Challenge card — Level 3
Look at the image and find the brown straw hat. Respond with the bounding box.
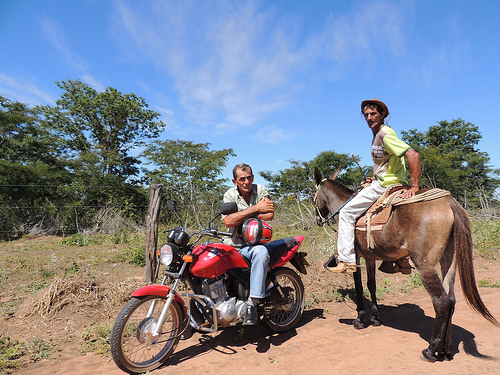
[361,99,389,119]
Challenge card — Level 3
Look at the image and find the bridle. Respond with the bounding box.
[314,178,355,227]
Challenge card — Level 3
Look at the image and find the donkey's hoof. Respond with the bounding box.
[435,352,453,361]
[370,318,381,326]
[353,319,364,329]
[420,349,437,363]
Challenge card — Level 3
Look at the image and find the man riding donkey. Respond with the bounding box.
[327,99,421,273]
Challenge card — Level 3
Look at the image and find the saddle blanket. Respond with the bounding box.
[355,186,451,232]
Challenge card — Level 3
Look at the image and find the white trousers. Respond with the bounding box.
[336,180,387,263]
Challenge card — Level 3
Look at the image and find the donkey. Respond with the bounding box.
[313,167,498,362]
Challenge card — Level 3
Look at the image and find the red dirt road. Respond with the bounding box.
[17,286,500,375]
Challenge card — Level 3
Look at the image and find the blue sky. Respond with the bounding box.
[1,0,499,185]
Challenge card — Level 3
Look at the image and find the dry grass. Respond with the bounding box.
[0,220,498,370]
[25,274,141,318]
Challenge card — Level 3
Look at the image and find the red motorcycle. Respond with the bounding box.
[110,200,309,374]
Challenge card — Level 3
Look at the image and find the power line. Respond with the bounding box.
[0,205,147,210]
[0,184,147,189]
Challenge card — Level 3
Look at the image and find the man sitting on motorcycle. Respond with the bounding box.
[222,163,275,325]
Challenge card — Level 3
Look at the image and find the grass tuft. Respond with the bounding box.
[81,323,112,356]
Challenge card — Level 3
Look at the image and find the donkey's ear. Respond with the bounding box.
[314,167,323,186]
[329,168,341,181]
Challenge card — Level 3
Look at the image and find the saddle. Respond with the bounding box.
[355,184,409,231]
[355,184,412,275]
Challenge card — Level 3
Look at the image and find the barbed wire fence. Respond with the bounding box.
[0,183,152,238]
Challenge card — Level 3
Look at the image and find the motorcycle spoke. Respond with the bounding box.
[123,301,176,363]
[263,268,304,332]
[111,296,183,373]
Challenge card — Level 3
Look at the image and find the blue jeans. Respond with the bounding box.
[239,244,270,299]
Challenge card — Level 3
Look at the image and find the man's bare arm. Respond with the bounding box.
[402,148,421,199]
[223,198,274,227]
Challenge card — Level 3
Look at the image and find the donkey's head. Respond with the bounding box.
[313,167,340,226]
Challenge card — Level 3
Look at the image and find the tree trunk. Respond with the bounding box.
[145,184,163,283]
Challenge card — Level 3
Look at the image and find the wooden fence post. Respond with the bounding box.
[145,184,163,283]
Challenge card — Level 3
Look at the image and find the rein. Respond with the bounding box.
[315,178,355,226]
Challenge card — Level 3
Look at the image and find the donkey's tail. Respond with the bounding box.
[451,198,499,326]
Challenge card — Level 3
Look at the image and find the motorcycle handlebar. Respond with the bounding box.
[191,228,232,242]
[203,228,232,237]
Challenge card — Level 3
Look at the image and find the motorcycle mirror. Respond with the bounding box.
[207,202,237,229]
[166,200,176,211]
[220,202,238,215]
[166,200,183,227]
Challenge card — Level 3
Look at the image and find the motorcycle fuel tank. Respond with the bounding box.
[190,243,249,278]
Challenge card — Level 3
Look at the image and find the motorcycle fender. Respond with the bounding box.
[272,236,305,268]
[131,285,186,311]
[290,251,309,275]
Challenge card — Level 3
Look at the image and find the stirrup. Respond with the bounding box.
[323,253,338,269]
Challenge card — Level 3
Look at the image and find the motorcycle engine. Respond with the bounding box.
[201,278,226,305]
[217,297,247,325]
[201,278,246,325]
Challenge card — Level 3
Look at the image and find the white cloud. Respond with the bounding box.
[81,74,106,93]
[317,1,407,68]
[38,15,88,72]
[112,0,307,130]
[255,125,296,145]
[0,74,56,106]
[153,104,184,134]
[38,15,106,92]
[110,0,470,138]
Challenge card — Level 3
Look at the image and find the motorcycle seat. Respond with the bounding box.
[266,237,296,266]
[239,237,296,268]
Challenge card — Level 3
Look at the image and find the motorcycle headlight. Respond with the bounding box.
[158,243,177,266]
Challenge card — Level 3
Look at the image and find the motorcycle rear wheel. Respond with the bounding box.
[110,295,184,374]
[262,267,305,332]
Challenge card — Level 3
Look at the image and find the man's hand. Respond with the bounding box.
[402,186,418,199]
[361,176,375,185]
[255,197,274,213]
[223,197,274,227]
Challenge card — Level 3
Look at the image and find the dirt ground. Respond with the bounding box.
[4,257,498,375]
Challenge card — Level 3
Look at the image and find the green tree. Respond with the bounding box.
[310,151,364,190]
[260,151,364,200]
[401,119,499,209]
[142,139,235,227]
[43,80,165,181]
[259,151,364,231]
[41,80,166,224]
[0,96,73,237]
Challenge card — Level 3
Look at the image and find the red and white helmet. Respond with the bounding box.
[240,218,273,246]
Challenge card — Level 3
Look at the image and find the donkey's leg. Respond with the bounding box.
[417,267,455,362]
[365,259,380,326]
[438,243,457,360]
[353,266,365,329]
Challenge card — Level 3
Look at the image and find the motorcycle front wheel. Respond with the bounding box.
[110,295,184,374]
[262,267,305,332]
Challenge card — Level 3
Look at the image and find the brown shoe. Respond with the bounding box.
[328,262,357,273]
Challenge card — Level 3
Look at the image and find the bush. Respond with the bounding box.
[471,218,500,259]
